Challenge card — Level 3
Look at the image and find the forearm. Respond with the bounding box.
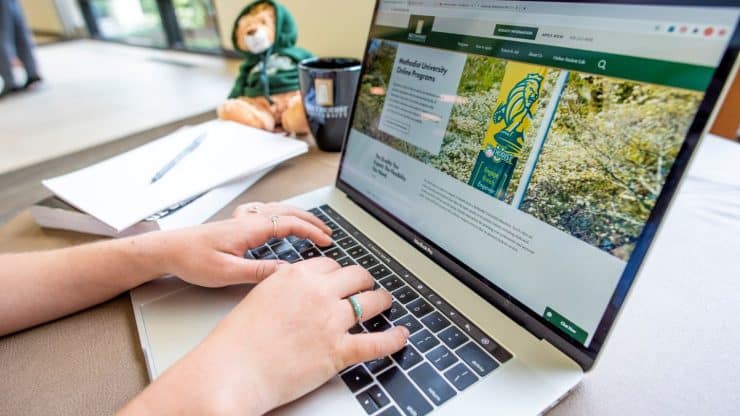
[118,330,266,416]
[0,234,164,335]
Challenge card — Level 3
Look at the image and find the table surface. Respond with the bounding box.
[0,134,738,416]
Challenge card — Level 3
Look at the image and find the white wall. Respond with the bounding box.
[214,0,376,58]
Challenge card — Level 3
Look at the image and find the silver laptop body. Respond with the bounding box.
[131,1,739,415]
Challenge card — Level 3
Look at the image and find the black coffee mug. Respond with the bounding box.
[298,57,361,152]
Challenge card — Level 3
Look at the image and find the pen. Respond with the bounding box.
[150,132,206,184]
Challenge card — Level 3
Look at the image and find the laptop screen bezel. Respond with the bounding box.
[334,0,739,371]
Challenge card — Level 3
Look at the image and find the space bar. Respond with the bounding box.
[377,366,433,416]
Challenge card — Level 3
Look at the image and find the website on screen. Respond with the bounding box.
[340,0,737,345]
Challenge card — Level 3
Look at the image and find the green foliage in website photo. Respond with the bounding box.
[353,40,556,184]
[519,74,703,260]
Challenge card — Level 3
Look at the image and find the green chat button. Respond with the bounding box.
[494,24,538,40]
[544,307,588,344]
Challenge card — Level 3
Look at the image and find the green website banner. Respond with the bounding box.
[370,25,714,91]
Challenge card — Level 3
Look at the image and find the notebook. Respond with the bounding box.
[42,120,308,231]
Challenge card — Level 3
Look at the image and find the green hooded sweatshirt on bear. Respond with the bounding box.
[227,0,313,99]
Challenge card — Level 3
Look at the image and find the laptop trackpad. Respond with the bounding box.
[140,284,252,377]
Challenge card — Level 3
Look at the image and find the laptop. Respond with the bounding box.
[131,1,739,414]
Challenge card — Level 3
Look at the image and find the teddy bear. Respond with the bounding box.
[218,0,312,134]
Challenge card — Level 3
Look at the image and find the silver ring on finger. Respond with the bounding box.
[270,215,279,239]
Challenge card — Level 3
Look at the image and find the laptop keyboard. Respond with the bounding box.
[245,205,513,415]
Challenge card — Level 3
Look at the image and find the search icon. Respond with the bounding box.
[597,59,607,70]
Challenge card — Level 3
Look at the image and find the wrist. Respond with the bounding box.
[126,336,270,416]
[118,232,171,284]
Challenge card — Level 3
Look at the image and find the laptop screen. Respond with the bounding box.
[338,0,738,355]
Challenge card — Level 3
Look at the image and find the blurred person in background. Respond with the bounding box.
[0,0,42,96]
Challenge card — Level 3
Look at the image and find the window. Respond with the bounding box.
[80,0,223,53]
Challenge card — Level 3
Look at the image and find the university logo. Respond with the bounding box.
[407,15,434,43]
[468,62,548,200]
[491,73,544,157]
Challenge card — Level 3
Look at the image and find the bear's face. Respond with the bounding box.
[236,3,276,54]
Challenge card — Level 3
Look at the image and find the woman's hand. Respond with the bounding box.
[140,210,332,287]
[233,201,331,233]
[121,258,409,415]
[0,206,331,336]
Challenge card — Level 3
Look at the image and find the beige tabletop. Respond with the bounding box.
[1,136,738,415]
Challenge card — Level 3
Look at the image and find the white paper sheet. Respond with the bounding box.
[43,120,308,231]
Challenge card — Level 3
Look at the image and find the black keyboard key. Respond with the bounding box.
[408,363,456,406]
[346,245,368,259]
[377,406,403,416]
[409,329,439,353]
[393,267,415,284]
[323,247,344,260]
[244,250,255,259]
[407,298,433,318]
[341,366,373,392]
[337,237,357,250]
[394,315,423,334]
[433,298,459,321]
[449,313,475,336]
[409,281,432,298]
[488,344,513,364]
[392,286,419,304]
[277,249,301,263]
[309,207,323,216]
[377,367,432,416]
[392,345,423,370]
[357,255,380,270]
[349,324,364,334]
[262,253,277,260]
[365,357,393,374]
[331,229,348,241]
[272,240,294,255]
[423,293,439,306]
[251,245,272,259]
[444,363,478,391]
[456,342,499,376]
[356,391,379,414]
[292,239,314,252]
[300,247,321,260]
[337,257,356,267]
[366,384,390,408]
[426,345,458,371]
[383,302,407,321]
[326,221,340,231]
[379,275,404,291]
[364,315,391,333]
[421,312,450,333]
[286,235,301,243]
[369,264,391,279]
[438,326,468,349]
[378,407,402,416]
[466,327,513,364]
[266,237,283,246]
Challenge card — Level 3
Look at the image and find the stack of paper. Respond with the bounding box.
[35,120,308,236]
